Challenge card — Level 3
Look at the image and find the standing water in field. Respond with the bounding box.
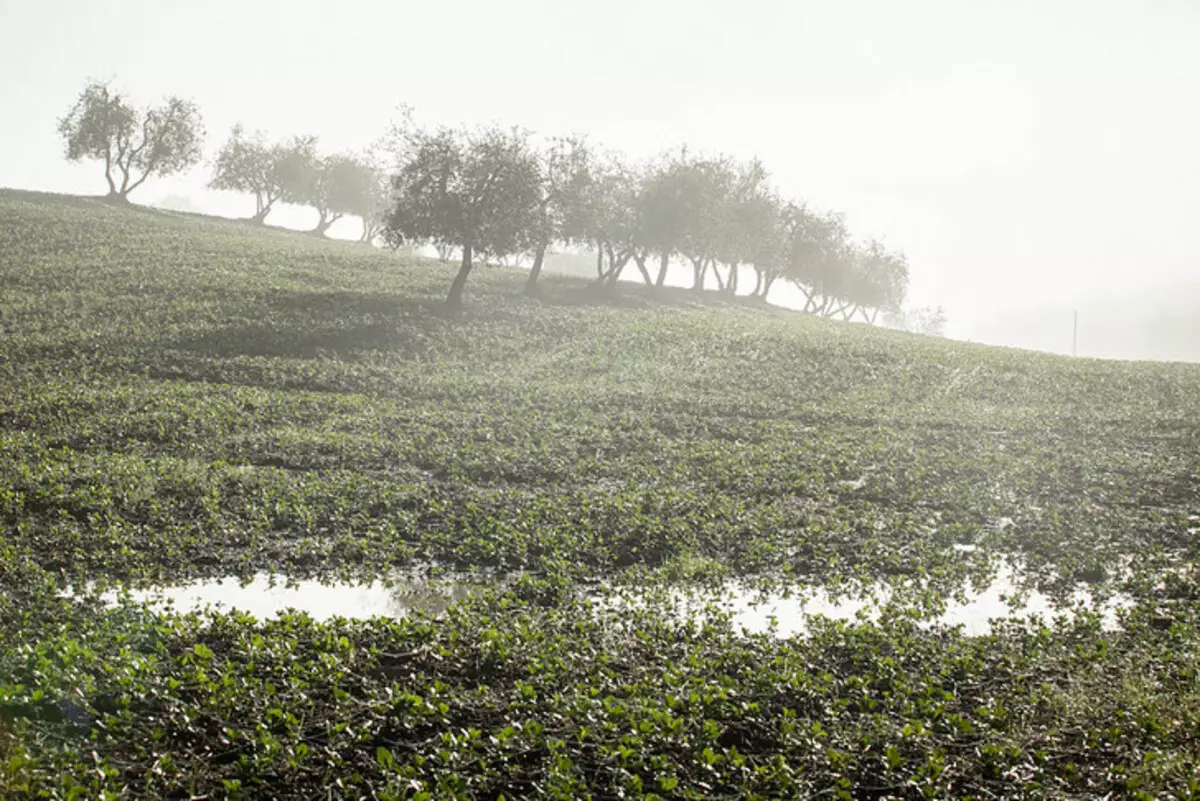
[80,563,1131,634]
[76,572,485,622]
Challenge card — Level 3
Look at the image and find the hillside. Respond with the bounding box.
[3,189,1200,799]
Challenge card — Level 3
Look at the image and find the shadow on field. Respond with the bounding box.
[530,279,791,316]
[171,290,449,359]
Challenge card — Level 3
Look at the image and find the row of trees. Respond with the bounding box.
[57,81,911,320]
[380,120,910,317]
[58,80,387,241]
[209,127,387,240]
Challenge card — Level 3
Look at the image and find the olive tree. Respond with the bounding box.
[58,80,204,202]
[524,135,596,296]
[584,154,645,288]
[846,240,909,323]
[315,154,385,238]
[209,124,288,223]
[383,123,543,309]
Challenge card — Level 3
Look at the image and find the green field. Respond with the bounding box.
[2,189,1200,799]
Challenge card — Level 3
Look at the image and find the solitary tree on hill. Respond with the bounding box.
[383,123,543,309]
[58,80,204,202]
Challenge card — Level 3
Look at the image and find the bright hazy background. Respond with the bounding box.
[2,0,1197,360]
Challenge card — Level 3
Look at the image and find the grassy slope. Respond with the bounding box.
[2,189,1197,587]
[2,189,1200,798]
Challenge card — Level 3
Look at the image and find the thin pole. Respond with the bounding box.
[1072,309,1078,357]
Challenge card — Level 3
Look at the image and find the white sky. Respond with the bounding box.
[2,0,1198,342]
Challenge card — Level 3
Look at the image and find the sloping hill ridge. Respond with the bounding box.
[1,186,1198,582]
[4,189,1200,798]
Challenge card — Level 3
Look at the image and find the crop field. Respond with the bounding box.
[2,188,1200,798]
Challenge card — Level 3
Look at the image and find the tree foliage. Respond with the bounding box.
[383,123,543,308]
[209,125,289,223]
[525,136,596,295]
[58,80,204,201]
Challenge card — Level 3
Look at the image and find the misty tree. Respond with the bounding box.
[357,163,392,244]
[584,154,646,288]
[318,154,386,239]
[711,159,778,297]
[268,138,377,236]
[383,123,543,309]
[782,206,853,314]
[636,155,698,288]
[58,80,204,202]
[209,125,289,223]
[670,153,737,291]
[847,241,909,323]
[742,191,787,299]
[524,135,596,296]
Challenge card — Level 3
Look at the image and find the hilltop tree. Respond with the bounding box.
[580,154,645,288]
[712,159,779,297]
[383,123,543,309]
[316,154,385,238]
[669,153,737,291]
[209,125,288,223]
[350,149,393,244]
[58,80,204,202]
[847,240,909,323]
[266,139,378,237]
[742,192,787,299]
[782,206,852,314]
[524,136,596,296]
[637,155,699,288]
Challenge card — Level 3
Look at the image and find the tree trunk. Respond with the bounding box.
[752,268,764,297]
[596,244,606,279]
[634,253,652,285]
[763,274,777,298]
[711,260,726,292]
[655,252,670,288]
[691,257,705,291]
[313,211,342,236]
[867,307,879,325]
[103,148,118,197]
[446,244,473,310]
[605,253,632,287]
[726,263,739,295]
[524,244,547,296]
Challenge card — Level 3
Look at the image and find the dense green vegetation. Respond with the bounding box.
[2,189,1200,798]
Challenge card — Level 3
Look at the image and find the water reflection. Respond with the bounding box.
[610,564,1131,637]
[87,564,1132,636]
[94,573,480,621]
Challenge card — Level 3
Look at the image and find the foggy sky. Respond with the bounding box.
[1,0,1198,352]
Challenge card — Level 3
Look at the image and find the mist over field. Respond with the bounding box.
[2,0,1198,359]
[4,2,1200,798]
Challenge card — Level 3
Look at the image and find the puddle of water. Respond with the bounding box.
[609,565,1131,638]
[75,565,1132,638]
[81,573,482,622]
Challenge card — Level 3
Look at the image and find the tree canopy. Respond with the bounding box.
[58,80,204,201]
[383,123,543,309]
[209,125,289,223]
[53,80,915,320]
